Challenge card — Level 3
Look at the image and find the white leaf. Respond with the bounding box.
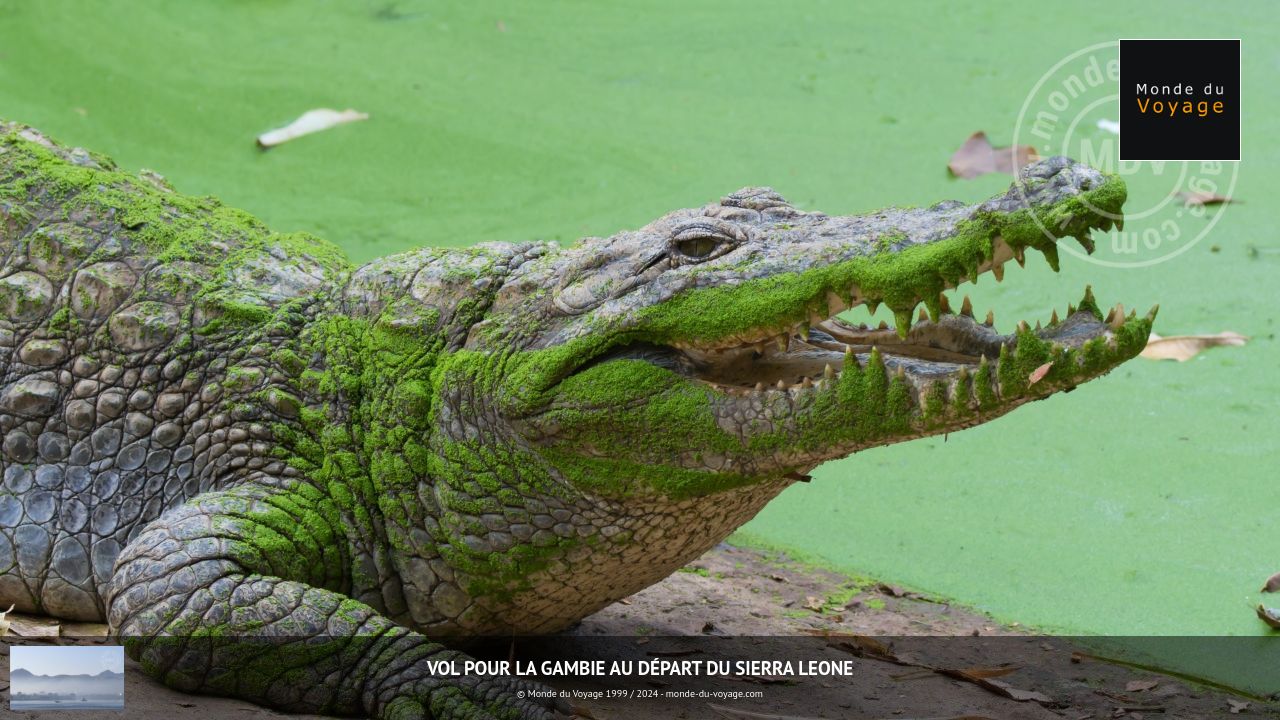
[1140,332,1248,362]
[257,108,369,148]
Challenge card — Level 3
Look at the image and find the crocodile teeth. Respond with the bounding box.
[1107,303,1126,329]
[960,295,974,318]
[1146,304,1159,321]
[894,308,914,338]
[801,376,813,389]
[984,310,995,327]
[878,320,889,331]
[1042,244,1060,272]
[938,293,952,315]
[754,382,765,392]
[776,379,787,390]
[824,363,835,380]
[1116,216,1125,231]
[992,264,1005,282]
[825,291,846,315]
[1013,248,1026,268]
[1050,309,1060,325]
[917,306,929,323]
[776,335,789,352]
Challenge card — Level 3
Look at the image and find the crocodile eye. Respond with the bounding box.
[669,221,744,265]
[675,236,719,259]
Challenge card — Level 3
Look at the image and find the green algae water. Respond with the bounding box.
[2,0,1277,692]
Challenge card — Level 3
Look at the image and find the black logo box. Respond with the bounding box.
[1119,39,1240,161]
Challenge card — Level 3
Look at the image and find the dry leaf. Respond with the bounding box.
[1256,604,1280,629]
[1125,680,1159,692]
[1228,699,1250,714]
[804,596,825,612]
[877,582,908,597]
[951,665,1020,680]
[1262,572,1280,593]
[8,614,60,638]
[1140,332,1248,362]
[948,131,1039,179]
[1176,190,1235,206]
[256,108,369,148]
[1028,362,1054,385]
[817,632,898,661]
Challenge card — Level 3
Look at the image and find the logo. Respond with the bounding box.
[1013,41,1239,268]
[1120,39,1240,161]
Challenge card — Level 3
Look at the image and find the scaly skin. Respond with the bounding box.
[0,122,1152,719]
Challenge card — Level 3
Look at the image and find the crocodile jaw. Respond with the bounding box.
[509,157,1152,483]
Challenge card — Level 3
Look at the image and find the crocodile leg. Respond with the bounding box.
[104,481,564,720]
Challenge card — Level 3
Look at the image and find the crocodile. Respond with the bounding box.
[0,121,1153,719]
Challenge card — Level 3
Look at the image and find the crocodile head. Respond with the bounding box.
[472,157,1152,499]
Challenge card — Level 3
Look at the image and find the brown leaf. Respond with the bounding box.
[1139,332,1248,362]
[951,665,1020,680]
[8,613,60,638]
[948,131,1039,179]
[256,108,370,148]
[1176,190,1235,206]
[877,582,908,597]
[815,631,900,662]
[1125,680,1159,692]
[1028,362,1053,385]
[1261,572,1280,593]
[804,595,825,612]
[1256,604,1280,629]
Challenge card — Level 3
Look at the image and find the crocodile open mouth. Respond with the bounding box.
[595,234,1153,403]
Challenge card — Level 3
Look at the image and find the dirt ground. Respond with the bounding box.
[1,543,1274,719]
